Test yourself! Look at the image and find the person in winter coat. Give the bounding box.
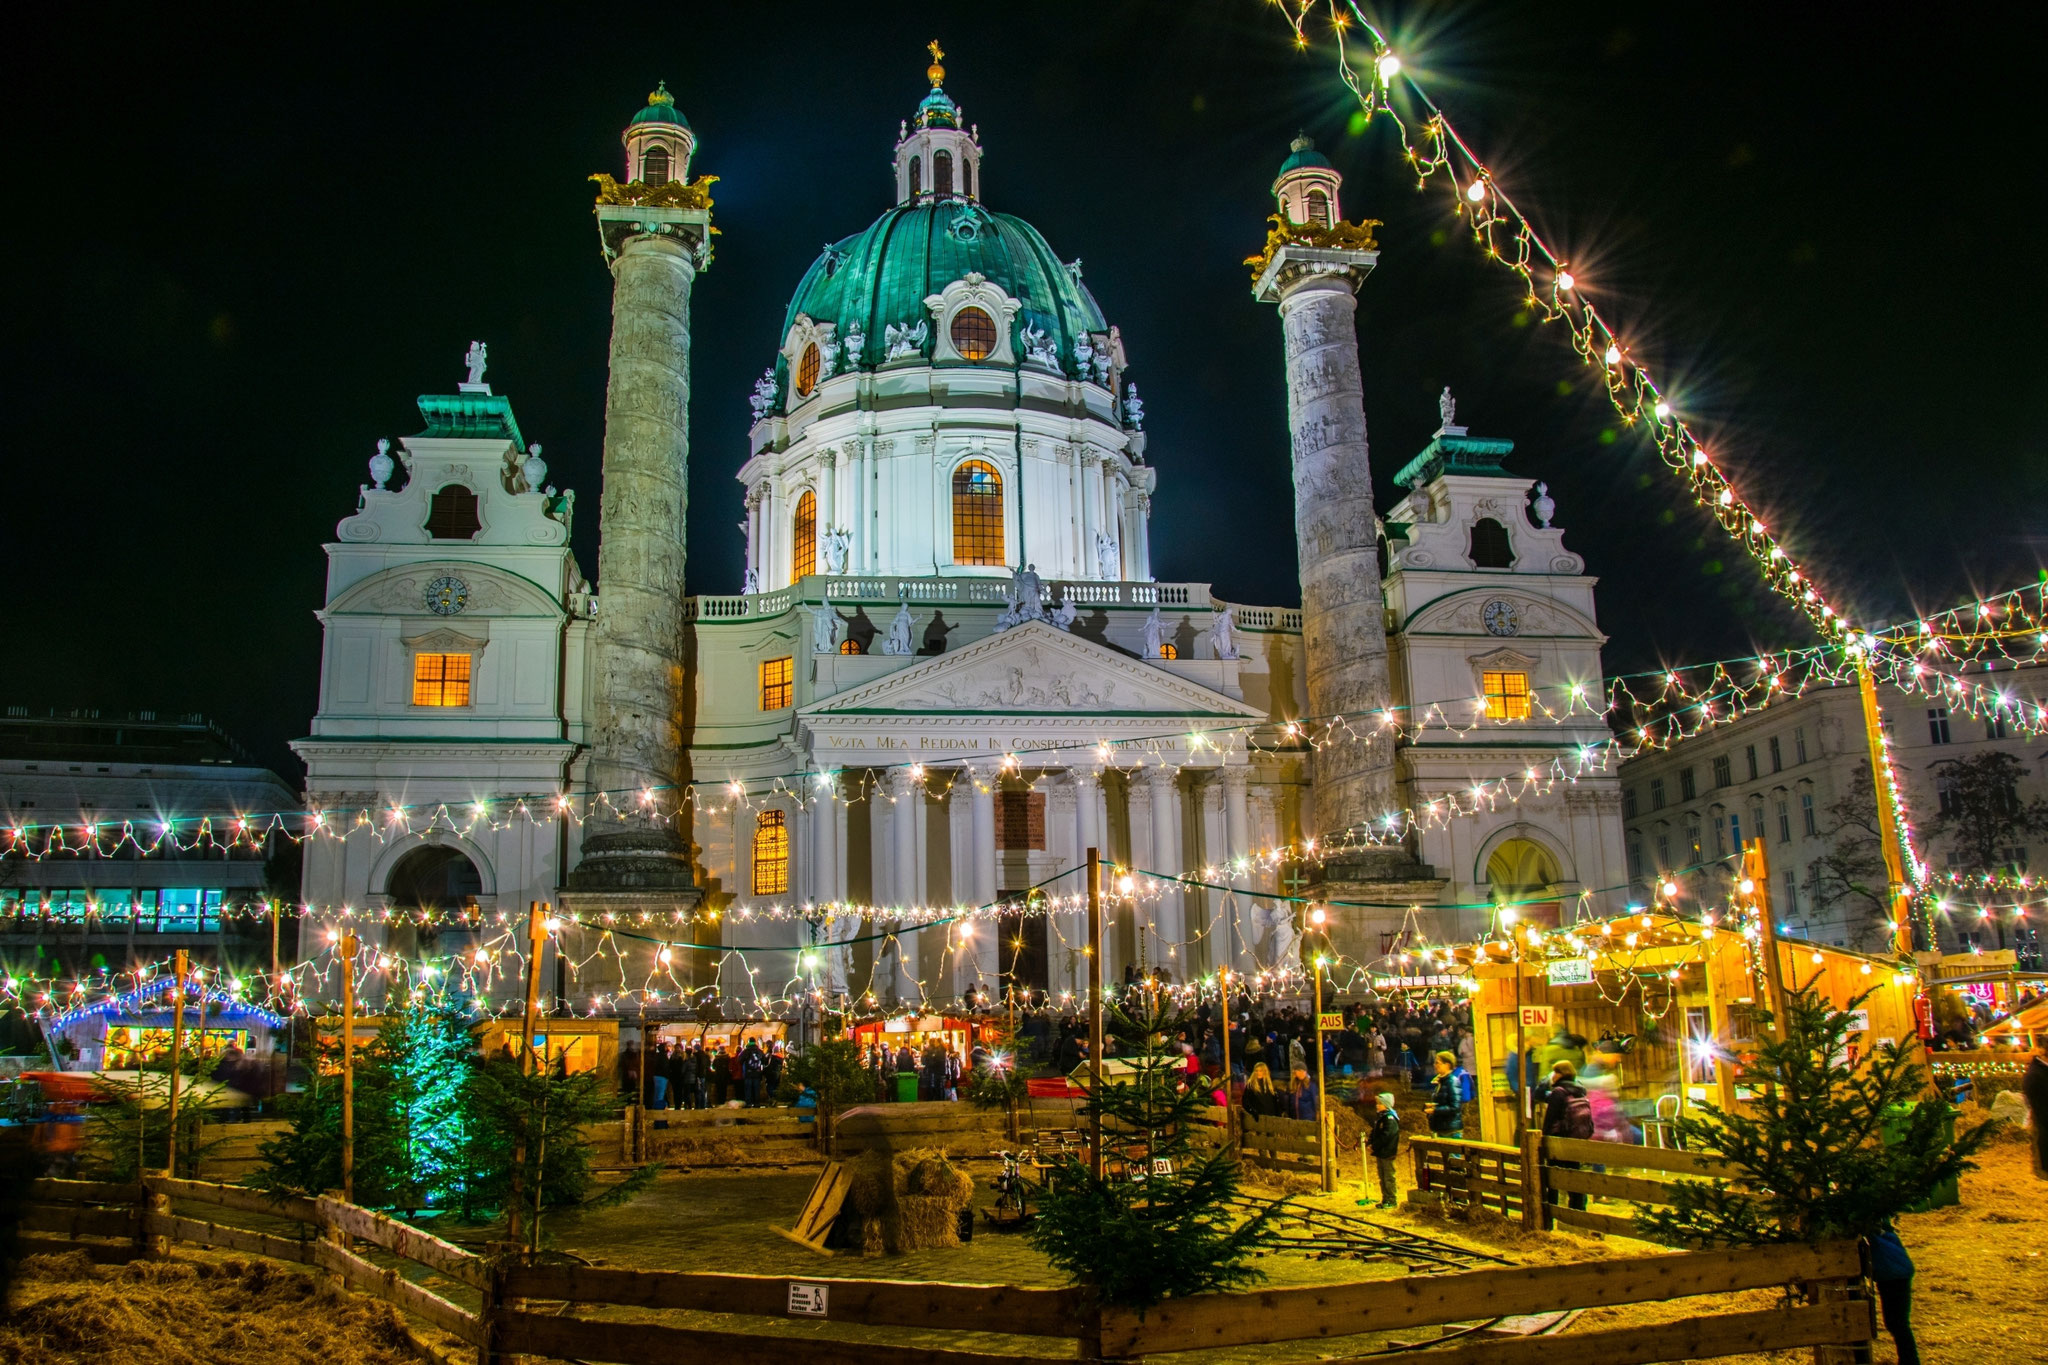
[1866,1222,1920,1365]
[1242,1063,1285,1118]
[676,1044,699,1110]
[1366,1091,1403,1209]
[1427,1052,1463,1136]
[1288,1067,1320,1122]
[2023,1033,2048,1180]
[741,1041,766,1106]
[1540,1060,1592,1212]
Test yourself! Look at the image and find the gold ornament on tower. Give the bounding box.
[927,40,946,88]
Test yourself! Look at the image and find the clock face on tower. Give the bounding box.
[425,576,470,616]
[1482,598,1520,637]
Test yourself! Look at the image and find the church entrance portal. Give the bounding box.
[996,891,1049,1000]
[386,845,485,959]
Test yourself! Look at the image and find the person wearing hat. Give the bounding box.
[2024,1031,2048,1180]
[1366,1090,1403,1210]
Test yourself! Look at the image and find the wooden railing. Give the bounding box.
[18,1169,1873,1364]
[1230,1108,1332,1183]
[1539,1135,1730,1241]
[1409,1135,1537,1226]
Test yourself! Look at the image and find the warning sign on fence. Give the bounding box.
[788,1283,829,1316]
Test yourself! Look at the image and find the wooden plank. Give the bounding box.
[153,1213,314,1265]
[498,1266,1088,1339]
[313,1238,483,1345]
[1546,1205,1658,1241]
[29,1178,141,1205]
[1320,1300,1871,1365]
[1096,1240,1860,1356]
[1410,1137,1523,1159]
[20,1204,141,1238]
[316,1196,489,1290]
[495,1310,1071,1365]
[1544,1137,1731,1179]
[1546,1166,1697,1207]
[13,1230,141,1264]
[1236,1134,1324,1157]
[146,1175,321,1226]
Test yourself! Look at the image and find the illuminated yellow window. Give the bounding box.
[951,460,1004,565]
[759,656,793,711]
[795,343,821,397]
[792,490,816,579]
[1158,643,1178,659]
[839,637,863,655]
[950,306,996,361]
[412,653,471,707]
[1483,670,1530,721]
[752,809,789,896]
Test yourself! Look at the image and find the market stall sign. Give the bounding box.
[1546,959,1595,987]
[1519,1005,1554,1029]
[1317,1013,1344,1031]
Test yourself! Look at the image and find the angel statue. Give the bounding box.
[1095,530,1120,581]
[821,526,851,574]
[806,601,839,654]
[462,340,489,389]
[749,369,778,421]
[1141,605,1166,660]
[1252,900,1302,974]
[1207,603,1238,660]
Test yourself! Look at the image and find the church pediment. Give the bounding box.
[800,621,1264,719]
[1402,586,1601,641]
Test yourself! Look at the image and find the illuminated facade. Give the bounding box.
[291,60,1619,1008]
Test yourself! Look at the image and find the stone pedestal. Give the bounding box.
[572,217,709,893]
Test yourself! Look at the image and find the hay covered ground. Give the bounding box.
[0,1251,426,1365]
[11,1120,2040,1363]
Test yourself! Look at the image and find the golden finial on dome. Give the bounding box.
[647,80,674,107]
[926,40,946,89]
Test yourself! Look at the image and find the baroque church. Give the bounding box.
[294,52,1625,1011]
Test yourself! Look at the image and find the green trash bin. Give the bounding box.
[1880,1101,1961,1211]
[894,1070,921,1104]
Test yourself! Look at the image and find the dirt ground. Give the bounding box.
[0,1250,424,1365]
[13,1122,2042,1364]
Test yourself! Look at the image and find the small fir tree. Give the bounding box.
[1028,1000,1278,1310]
[780,1038,873,1154]
[464,1052,656,1254]
[1634,988,1992,1246]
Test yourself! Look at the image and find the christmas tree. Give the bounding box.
[1028,999,1278,1310]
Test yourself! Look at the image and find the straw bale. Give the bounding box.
[890,1195,961,1251]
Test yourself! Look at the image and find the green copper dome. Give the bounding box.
[1275,134,1332,178]
[630,81,691,130]
[780,200,1107,380]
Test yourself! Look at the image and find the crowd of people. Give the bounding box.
[620,1036,785,1109]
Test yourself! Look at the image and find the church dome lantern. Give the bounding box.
[895,42,981,206]
[1272,133,1341,227]
[623,81,695,185]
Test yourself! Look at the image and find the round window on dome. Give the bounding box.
[950,307,997,362]
[795,343,821,397]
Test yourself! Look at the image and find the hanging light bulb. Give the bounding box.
[1653,399,1672,419]
[1465,179,1486,203]
[1376,52,1402,83]
[1603,344,1622,366]
[1556,270,1575,291]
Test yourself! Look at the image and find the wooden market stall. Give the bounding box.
[50,979,284,1073]
[845,1013,997,1066]
[476,1016,620,1082]
[1463,915,1918,1146]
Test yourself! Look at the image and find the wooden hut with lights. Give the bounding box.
[1459,912,1918,1146]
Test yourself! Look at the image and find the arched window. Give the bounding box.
[838,637,863,655]
[951,460,1004,565]
[1468,517,1514,568]
[795,342,821,397]
[792,490,817,579]
[752,809,789,896]
[949,306,996,362]
[963,159,974,199]
[641,144,671,185]
[934,149,954,197]
[1306,188,1331,226]
[909,156,922,197]
[1158,643,1179,660]
[425,485,480,540]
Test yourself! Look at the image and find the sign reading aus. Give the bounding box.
[1546,959,1595,987]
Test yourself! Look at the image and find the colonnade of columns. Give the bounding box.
[753,760,1286,1008]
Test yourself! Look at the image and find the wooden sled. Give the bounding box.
[770,1160,851,1257]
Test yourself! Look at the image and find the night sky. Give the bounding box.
[7,3,2042,782]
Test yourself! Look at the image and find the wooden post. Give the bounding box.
[1520,1127,1543,1231]
[1855,655,1916,960]
[1312,951,1331,1192]
[635,992,648,1164]
[510,901,546,1255]
[1513,955,1529,1139]
[166,950,187,1177]
[1218,967,1232,1116]
[1746,839,1790,1036]
[340,933,357,1206]
[1086,848,1104,1182]
[269,898,281,999]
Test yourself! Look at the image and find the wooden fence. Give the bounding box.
[1231,1108,1332,1183]
[17,1172,1872,1364]
[1406,1134,1734,1242]
[1408,1135,1535,1224]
